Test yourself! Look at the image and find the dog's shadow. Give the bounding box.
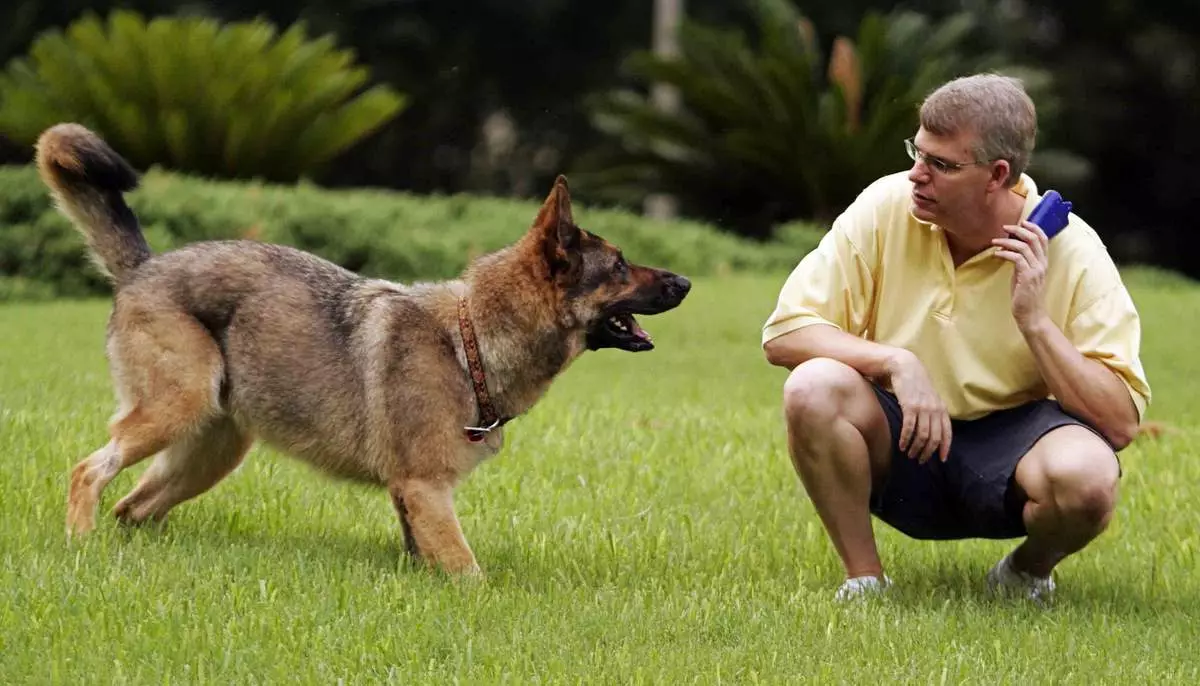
[103,512,404,574]
[99,505,599,590]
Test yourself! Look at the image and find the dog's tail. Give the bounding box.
[35,123,150,286]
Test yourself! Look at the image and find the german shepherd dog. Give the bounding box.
[37,123,691,576]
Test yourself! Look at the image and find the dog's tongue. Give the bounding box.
[630,316,652,343]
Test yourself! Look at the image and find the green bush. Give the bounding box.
[0,10,405,182]
[0,164,825,300]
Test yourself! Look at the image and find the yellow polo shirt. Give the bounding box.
[762,171,1151,421]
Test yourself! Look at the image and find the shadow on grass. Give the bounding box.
[87,511,407,575]
[878,562,1200,619]
[62,507,1199,620]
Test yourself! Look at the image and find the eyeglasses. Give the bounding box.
[903,137,996,175]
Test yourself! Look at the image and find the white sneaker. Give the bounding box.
[834,574,892,602]
[986,552,1055,605]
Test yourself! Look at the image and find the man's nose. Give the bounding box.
[907,158,931,183]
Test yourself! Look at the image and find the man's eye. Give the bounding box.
[932,157,961,173]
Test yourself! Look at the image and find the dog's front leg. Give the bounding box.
[389,477,480,577]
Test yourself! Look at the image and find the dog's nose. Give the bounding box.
[671,275,691,295]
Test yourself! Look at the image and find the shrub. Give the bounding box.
[0,10,405,182]
[0,164,825,301]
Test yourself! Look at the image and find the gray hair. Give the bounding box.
[919,73,1037,187]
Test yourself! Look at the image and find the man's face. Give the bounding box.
[904,127,1003,228]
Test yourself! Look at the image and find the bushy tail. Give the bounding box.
[35,123,150,285]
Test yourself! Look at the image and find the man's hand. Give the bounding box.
[992,220,1051,333]
[884,349,952,463]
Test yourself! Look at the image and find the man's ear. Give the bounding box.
[988,159,1013,190]
[533,174,581,276]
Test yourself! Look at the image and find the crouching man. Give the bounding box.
[762,73,1151,603]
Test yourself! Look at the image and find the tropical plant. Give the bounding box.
[577,0,1038,237]
[0,10,406,181]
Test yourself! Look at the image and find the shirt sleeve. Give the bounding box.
[1065,283,1152,421]
[761,193,878,347]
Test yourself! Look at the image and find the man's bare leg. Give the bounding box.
[989,425,1120,600]
[782,358,897,584]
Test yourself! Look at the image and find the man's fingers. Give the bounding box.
[939,412,953,462]
[907,409,931,461]
[992,238,1036,262]
[1005,223,1038,242]
[1018,220,1049,248]
[992,248,1031,272]
[1005,223,1047,262]
[899,406,915,452]
[918,410,940,464]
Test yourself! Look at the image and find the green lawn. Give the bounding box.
[1,268,1198,683]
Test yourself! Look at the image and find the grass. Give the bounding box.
[1,266,1198,683]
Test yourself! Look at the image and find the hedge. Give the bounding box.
[0,164,826,301]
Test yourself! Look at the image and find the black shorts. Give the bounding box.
[868,385,1118,541]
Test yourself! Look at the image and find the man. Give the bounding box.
[761,73,1151,603]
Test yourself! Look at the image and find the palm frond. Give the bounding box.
[0,10,407,182]
[579,2,1031,234]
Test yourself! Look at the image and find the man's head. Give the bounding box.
[905,73,1037,227]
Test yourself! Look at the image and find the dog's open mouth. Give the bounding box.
[589,312,654,352]
[607,312,653,346]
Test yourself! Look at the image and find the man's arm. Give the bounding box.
[993,220,1143,450]
[764,324,899,377]
[1019,319,1140,449]
[764,325,954,463]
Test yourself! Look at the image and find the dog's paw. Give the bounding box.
[452,564,486,585]
[65,510,96,538]
[436,558,485,583]
[66,494,99,538]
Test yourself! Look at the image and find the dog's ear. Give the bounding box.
[533,174,581,278]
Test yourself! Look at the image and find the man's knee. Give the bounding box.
[781,357,867,427]
[1040,431,1121,527]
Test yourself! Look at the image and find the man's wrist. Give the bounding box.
[877,346,912,378]
[1017,312,1055,340]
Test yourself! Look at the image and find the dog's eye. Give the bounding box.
[615,258,629,278]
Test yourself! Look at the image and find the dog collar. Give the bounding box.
[457,297,511,442]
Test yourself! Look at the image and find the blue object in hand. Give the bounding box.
[1027,190,1073,239]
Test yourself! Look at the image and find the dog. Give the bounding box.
[36,123,691,576]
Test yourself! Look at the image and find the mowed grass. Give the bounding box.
[1,267,1198,683]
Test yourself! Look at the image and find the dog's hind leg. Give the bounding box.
[389,477,480,576]
[67,302,224,536]
[112,415,252,526]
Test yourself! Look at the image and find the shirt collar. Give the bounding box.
[909,173,1040,231]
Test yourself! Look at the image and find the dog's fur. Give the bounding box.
[37,123,690,575]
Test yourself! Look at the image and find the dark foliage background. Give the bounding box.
[2,0,1196,276]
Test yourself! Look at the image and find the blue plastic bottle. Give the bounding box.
[1028,190,1073,239]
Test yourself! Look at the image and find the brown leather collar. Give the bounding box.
[458,296,509,442]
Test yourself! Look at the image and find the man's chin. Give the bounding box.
[909,202,937,224]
